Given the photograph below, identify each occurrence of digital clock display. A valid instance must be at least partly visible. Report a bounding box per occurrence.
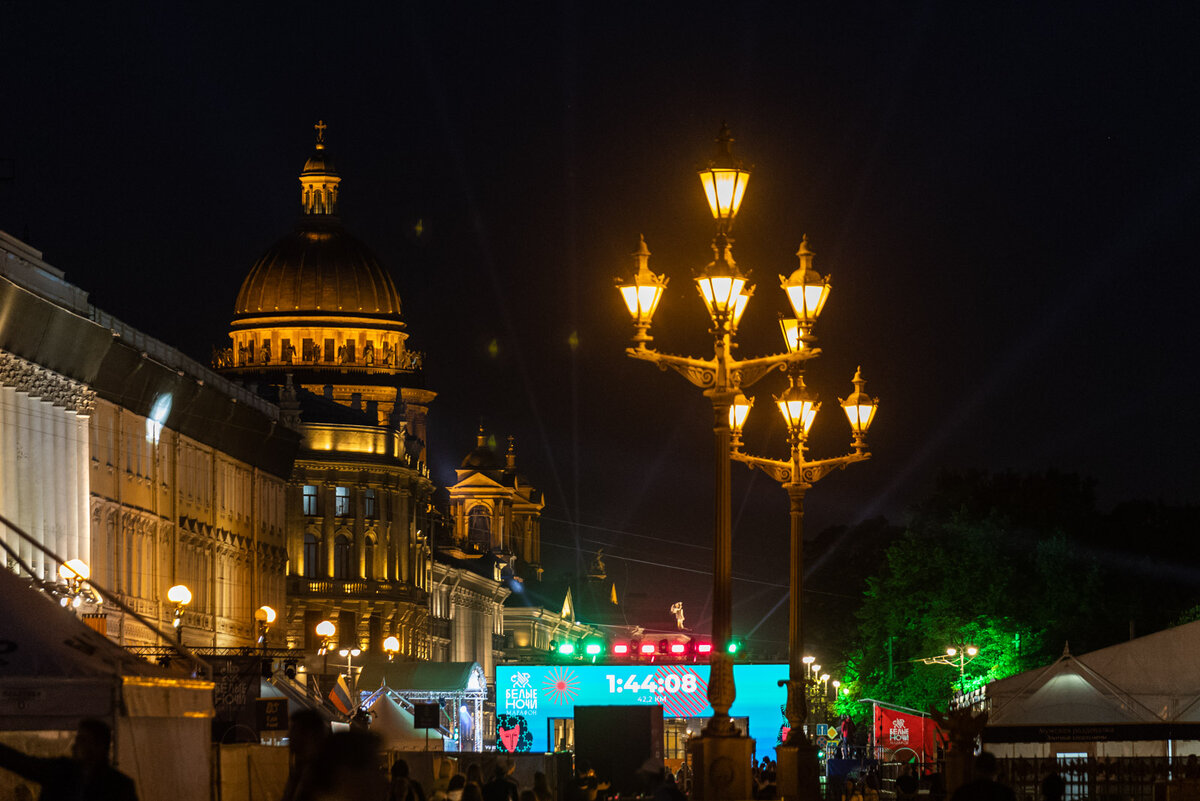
[606,672,698,694]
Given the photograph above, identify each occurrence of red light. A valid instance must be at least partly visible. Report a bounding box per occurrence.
[640,643,656,655]
[697,642,713,654]
[670,643,686,654]
[613,643,630,655]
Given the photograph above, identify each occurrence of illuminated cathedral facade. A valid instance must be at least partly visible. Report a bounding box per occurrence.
[217,124,436,660]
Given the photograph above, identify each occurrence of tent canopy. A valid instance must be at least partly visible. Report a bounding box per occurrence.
[368,693,441,750]
[982,621,1200,742]
[357,661,485,694]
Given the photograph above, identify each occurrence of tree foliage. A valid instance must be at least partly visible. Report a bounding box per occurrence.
[839,470,1111,729]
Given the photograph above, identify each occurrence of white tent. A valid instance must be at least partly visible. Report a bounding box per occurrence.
[981,621,1200,757]
[369,693,444,751]
[0,567,214,801]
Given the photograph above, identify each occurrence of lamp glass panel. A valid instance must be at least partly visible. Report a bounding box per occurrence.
[619,285,640,317]
[844,401,877,433]
[779,318,804,353]
[777,397,815,431]
[731,292,750,328]
[729,398,752,433]
[802,405,819,435]
[698,275,745,316]
[700,169,749,220]
[785,282,831,322]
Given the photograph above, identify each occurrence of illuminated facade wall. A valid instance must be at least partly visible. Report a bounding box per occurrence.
[283,448,433,659]
[0,351,93,581]
[1,229,298,650]
[88,398,288,646]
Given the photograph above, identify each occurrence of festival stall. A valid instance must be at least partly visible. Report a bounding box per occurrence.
[357,661,485,751]
[0,566,214,801]
[981,621,1200,758]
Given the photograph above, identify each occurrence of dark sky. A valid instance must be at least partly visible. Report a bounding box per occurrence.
[3,3,1198,653]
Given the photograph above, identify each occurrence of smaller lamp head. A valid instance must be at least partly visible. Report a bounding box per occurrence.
[697,124,750,231]
[840,367,879,448]
[776,374,819,439]
[778,317,806,354]
[729,393,753,441]
[617,236,668,341]
[695,235,747,325]
[779,236,830,327]
[946,647,958,657]
[966,646,978,657]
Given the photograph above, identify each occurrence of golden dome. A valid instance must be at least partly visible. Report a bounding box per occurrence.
[233,219,402,319]
[232,121,402,321]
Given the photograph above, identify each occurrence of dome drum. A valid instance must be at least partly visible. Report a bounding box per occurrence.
[216,325,420,373]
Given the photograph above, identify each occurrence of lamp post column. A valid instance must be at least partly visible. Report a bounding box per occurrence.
[778,443,820,801]
[705,387,737,735]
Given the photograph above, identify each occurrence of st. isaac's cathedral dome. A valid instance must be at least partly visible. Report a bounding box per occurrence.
[220,122,429,430]
[232,120,402,324]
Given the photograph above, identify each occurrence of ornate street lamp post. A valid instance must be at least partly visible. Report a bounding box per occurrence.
[922,644,979,695]
[167,584,192,645]
[617,126,818,801]
[255,605,276,649]
[725,239,878,800]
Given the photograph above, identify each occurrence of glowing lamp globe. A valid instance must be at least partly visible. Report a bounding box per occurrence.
[316,620,336,639]
[167,584,192,606]
[58,559,90,582]
[255,605,277,624]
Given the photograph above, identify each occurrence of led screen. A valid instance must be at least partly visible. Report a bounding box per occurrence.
[497,663,792,753]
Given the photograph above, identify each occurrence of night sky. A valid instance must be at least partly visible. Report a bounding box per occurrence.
[3,3,1198,652]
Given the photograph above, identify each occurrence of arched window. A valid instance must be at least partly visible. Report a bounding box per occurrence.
[303,533,319,578]
[333,534,352,579]
[364,535,376,580]
[467,506,491,551]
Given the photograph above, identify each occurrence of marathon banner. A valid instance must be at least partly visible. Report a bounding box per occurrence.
[873,704,944,762]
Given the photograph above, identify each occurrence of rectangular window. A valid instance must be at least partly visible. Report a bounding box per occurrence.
[303,484,318,516]
[345,341,355,363]
[324,339,335,362]
[335,486,350,517]
[303,338,316,362]
[364,489,377,519]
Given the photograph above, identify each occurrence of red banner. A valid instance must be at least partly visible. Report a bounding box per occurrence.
[873,705,943,761]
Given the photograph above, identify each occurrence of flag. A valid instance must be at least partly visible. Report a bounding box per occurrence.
[329,674,354,716]
[874,704,943,762]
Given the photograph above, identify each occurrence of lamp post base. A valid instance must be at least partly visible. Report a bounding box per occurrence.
[776,738,822,801]
[688,732,755,801]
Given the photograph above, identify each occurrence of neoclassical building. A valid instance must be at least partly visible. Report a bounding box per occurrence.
[0,229,296,648]
[218,124,435,660]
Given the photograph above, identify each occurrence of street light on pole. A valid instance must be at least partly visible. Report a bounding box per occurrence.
[255,605,276,649]
[922,645,980,694]
[723,221,878,801]
[167,584,192,644]
[617,126,815,801]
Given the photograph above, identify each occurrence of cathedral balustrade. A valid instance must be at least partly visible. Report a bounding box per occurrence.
[287,575,424,603]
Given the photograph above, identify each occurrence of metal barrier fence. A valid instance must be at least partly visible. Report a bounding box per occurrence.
[875,756,1197,800]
